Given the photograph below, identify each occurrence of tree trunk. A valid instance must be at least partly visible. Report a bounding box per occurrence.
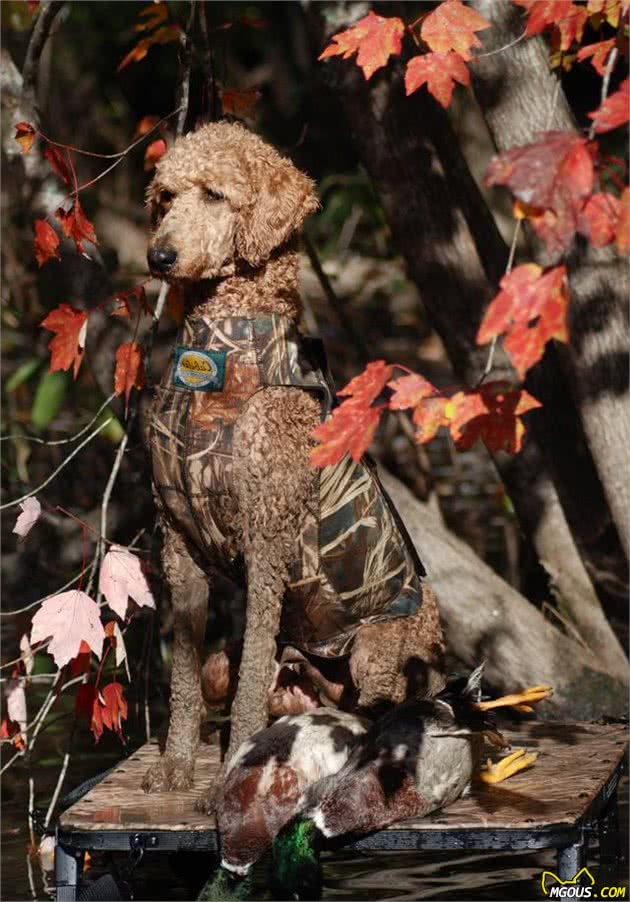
[470,0,630,560]
[310,3,628,677]
[380,469,627,719]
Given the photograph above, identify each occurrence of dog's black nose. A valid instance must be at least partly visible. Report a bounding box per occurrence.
[148,246,177,274]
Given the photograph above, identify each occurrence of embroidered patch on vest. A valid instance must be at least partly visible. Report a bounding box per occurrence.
[172,346,226,391]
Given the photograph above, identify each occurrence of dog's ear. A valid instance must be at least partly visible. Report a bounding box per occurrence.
[236,160,318,267]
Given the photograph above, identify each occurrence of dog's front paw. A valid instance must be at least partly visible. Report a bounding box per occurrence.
[142,756,195,793]
[194,774,224,814]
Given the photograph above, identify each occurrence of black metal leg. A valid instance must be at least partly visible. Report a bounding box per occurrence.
[598,789,620,883]
[55,843,82,902]
[556,836,586,881]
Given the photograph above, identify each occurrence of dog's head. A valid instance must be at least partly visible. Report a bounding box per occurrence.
[147,121,318,281]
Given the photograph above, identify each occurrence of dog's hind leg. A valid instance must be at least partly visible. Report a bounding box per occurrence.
[143,524,209,792]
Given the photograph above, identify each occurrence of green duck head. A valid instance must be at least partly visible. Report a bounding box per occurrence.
[271,817,323,901]
[197,866,253,901]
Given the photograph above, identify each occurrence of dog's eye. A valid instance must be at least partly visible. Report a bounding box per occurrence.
[159,190,174,205]
[205,188,224,202]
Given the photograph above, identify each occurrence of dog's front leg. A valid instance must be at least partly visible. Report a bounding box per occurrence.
[228,387,320,758]
[143,524,208,793]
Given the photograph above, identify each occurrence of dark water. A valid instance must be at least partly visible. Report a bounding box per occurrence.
[2,723,628,902]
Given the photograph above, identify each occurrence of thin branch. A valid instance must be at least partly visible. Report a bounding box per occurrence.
[303,232,371,362]
[0,418,112,511]
[93,432,129,601]
[475,29,527,59]
[588,46,619,142]
[44,741,72,828]
[1,393,116,445]
[21,1,64,106]
[176,1,196,135]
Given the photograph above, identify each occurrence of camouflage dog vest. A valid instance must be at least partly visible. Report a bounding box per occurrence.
[150,314,425,657]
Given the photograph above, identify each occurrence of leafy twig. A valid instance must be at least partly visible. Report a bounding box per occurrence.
[0,418,113,511]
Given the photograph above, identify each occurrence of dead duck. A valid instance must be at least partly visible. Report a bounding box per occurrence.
[271,666,551,900]
[199,707,370,900]
[200,668,550,900]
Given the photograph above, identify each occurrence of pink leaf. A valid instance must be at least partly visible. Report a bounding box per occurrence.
[13,497,42,538]
[99,546,155,620]
[30,590,105,668]
[6,678,27,735]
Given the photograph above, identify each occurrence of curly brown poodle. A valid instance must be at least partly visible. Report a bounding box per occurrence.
[142,121,445,801]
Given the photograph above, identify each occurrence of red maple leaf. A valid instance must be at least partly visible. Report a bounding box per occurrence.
[485,131,595,254]
[579,192,622,246]
[616,187,629,254]
[114,341,145,404]
[311,360,393,466]
[40,304,88,379]
[44,145,73,185]
[221,87,261,119]
[405,51,470,108]
[55,200,98,253]
[14,121,36,154]
[576,38,616,76]
[477,263,569,379]
[100,682,128,739]
[421,0,491,61]
[588,77,629,134]
[144,138,167,171]
[513,0,588,50]
[388,372,439,409]
[69,640,92,677]
[0,715,25,750]
[319,12,405,80]
[34,220,60,267]
[450,382,541,453]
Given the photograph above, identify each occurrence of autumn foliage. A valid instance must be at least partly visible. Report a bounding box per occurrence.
[312,0,629,468]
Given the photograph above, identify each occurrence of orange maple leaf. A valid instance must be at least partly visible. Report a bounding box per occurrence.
[34,220,60,267]
[134,2,168,32]
[311,360,393,466]
[587,0,628,28]
[319,12,405,80]
[588,77,629,134]
[421,0,491,61]
[40,304,88,379]
[114,341,145,404]
[576,38,616,76]
[579,192,623,246]
[405,51,470,108]
[450,382,541,454]
[55,200,98,253]
[411,394,454,444]
[513,0,588,51]
[14,121,36,154]
[477,263,569,379]
[118,23,181,73]
[485,131,594,254]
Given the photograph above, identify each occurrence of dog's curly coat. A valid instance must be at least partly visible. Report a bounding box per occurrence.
[142,122,445,797]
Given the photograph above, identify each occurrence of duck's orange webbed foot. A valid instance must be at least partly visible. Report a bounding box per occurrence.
[475,684,553,714]
[478,748,538,784]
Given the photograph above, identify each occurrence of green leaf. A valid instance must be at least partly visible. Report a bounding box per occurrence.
[5,358,43,394]
[31,370,70,432]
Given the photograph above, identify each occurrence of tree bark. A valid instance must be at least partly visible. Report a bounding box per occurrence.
[310,3,627,676]
[380,469,627,719]
[470,0,630,560]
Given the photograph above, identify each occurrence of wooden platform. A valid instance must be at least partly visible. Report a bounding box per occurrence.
[55,721,627,900]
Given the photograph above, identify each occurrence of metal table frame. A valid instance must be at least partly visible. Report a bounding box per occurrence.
[55,761,623,901]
